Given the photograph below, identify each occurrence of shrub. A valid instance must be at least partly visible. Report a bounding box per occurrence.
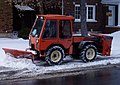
[18,27,31,39]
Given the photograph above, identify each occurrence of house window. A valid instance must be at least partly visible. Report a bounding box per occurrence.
[87,5,96,22]
[74,4,80,22]
[74,4,96,22]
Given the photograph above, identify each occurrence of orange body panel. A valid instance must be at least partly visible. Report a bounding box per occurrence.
[101,36,112,56]
[73,36,94,43]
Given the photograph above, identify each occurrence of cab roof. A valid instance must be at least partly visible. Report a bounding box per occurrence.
[37,14,74,20]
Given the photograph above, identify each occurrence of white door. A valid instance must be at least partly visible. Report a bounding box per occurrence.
[108,6,115,26]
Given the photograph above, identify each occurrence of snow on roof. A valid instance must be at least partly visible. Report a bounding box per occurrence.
[101,0,120,4]
[15,5,34,11]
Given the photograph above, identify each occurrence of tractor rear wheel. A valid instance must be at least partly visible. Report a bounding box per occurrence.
[45,46,65,65]
[80,45,97,62]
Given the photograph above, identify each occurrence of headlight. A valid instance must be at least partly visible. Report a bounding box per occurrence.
[36,39,39,43]
[29,36,30,39]
[36,39,39,49]
[41,17,44,19]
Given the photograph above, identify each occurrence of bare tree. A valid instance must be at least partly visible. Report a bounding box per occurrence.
[80,0,88,36]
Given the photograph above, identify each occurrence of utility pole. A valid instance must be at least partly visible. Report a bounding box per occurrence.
[80,0,88,36]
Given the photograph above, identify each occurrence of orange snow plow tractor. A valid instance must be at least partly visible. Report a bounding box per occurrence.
[2,14,113,65]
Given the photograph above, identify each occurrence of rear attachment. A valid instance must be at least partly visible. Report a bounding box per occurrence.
[2,48,35,62]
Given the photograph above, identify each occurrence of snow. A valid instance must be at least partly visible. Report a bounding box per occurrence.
[15,5,34,11]
[0,31,120,78]
[109,31,120,56]
[0,38,37,70]
[101,0,120,4]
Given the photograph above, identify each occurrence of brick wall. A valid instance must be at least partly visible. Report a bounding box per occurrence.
[63,0,106,33]
[0,0,13,33]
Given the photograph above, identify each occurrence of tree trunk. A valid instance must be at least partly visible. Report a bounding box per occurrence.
[80,0,88,36]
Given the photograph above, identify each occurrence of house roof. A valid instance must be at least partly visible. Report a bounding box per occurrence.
[101,0,120,4]
[15,5,34,11]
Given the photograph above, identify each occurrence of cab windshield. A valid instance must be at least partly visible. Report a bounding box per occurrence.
[31,17,44,38]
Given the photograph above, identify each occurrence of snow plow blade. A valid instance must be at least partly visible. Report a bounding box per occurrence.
[2,48,34,61]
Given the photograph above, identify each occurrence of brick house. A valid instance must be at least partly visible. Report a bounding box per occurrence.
[14,0,120,34]
[0,0,120,35]
[62,0,120,33]
[0,0,13,33]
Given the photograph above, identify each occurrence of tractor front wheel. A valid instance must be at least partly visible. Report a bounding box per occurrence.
[45,46,65,65]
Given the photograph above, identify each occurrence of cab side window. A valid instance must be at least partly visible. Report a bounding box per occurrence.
[42,20,58,39]
[59,20,72,39]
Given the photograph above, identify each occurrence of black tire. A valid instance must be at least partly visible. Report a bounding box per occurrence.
[80,44,97,62]
[45,46,65,65]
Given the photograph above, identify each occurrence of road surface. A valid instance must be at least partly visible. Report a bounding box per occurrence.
[0,65,120,85]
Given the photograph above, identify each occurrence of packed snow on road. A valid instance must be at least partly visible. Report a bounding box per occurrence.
[0,31,120,79]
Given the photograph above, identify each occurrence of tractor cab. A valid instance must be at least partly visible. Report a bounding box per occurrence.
[29,15,74,53]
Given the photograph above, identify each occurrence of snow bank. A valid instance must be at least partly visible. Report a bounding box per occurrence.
[109,31,120,56]
[0,38,38,70]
